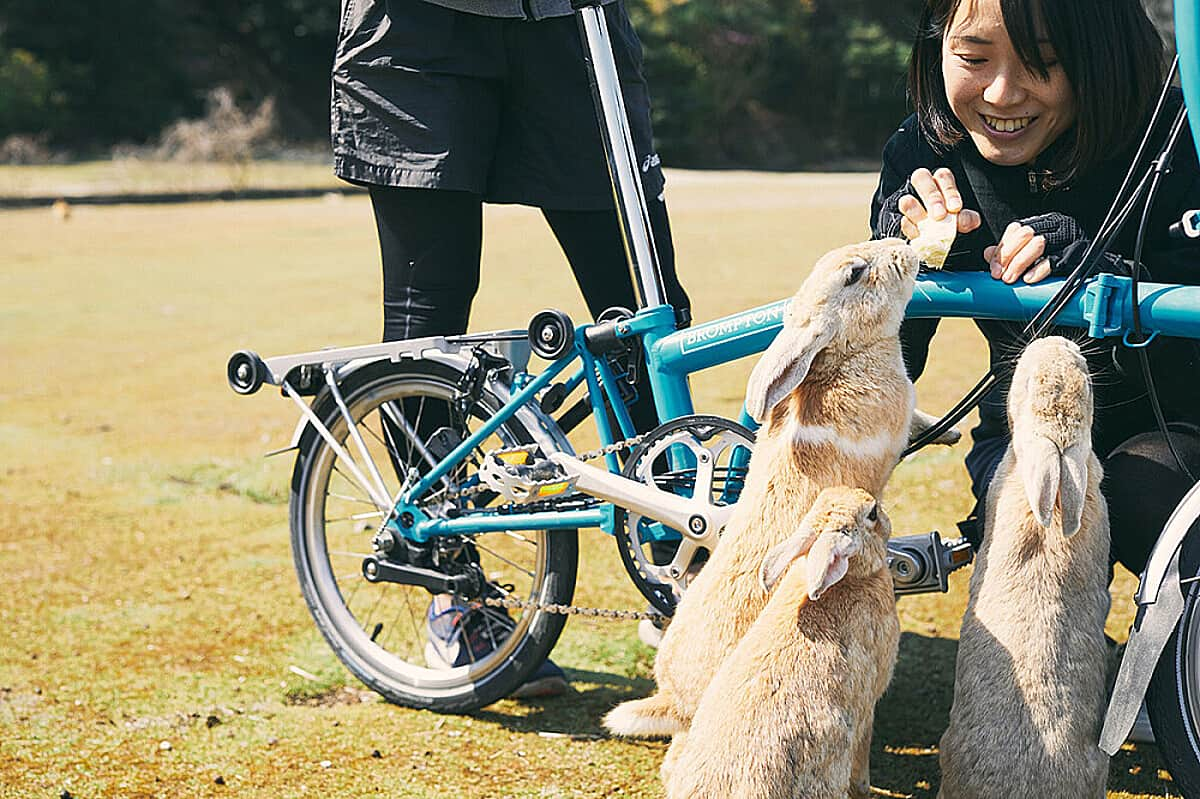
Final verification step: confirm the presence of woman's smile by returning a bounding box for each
[980,114,1035,135]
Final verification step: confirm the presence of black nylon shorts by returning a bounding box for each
[331,1,664,210]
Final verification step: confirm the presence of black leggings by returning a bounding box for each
[963,425,1200,576]
[369,186,690,339]
[368,185,690,436]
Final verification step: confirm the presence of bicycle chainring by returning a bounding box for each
[614,415,755,616]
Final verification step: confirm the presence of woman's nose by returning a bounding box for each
[982,68,1027,107]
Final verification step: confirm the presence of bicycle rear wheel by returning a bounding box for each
[289,359,578,713]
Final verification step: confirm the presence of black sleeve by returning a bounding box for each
[871,117,941,380]
[870,119,922,240]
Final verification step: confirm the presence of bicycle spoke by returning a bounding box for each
[328,491,379,507]
[473,540,536,579]
[502,530,539,548]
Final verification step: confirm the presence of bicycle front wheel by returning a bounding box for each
[289,359,578,713]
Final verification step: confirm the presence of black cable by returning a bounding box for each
[1127,105,1197,481]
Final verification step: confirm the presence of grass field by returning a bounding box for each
[0,170,1181,797]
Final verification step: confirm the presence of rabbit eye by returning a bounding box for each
[845,262,869,286]
[867,503,879,523]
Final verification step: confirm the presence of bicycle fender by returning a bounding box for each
[1100,547,1185,755]
[1099,480,1200,754]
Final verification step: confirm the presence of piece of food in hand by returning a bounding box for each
[910,213,958,269]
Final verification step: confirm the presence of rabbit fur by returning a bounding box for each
[605,238,953,738]
[663,487,900,799]
[938,336,1111,799]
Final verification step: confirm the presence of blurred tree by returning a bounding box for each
[0,46,57,135]
[0,1,194,146]
[0,0,336,149]
[629,0,921,168]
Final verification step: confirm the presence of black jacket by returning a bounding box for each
[870,94,1200,495]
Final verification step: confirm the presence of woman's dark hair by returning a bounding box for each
[908,0,1166,183]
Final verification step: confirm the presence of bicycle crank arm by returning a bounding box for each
[887,532,974,597]
[547,452,734,538]
[361,555,481,596]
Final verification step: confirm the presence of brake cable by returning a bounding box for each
[1127,104,1197,480]
[902,57,1182,458]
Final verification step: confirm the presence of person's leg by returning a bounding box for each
[369,185,483,342]
[1104,424,1200,576]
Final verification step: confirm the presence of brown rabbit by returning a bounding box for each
[938,336,1110,799]
[605,238,954,738]
[663,487,900,799]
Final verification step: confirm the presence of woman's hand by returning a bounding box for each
[897,167,982,240]
[984,222,1053,284]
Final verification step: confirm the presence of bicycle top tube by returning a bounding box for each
[647,272,1200,379]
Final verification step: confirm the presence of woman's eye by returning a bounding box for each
[956,54,986,66]
[846,264,869,286]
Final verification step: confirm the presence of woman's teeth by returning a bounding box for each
[983,115,1033,133]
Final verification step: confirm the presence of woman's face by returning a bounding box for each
[941,0,1076,166]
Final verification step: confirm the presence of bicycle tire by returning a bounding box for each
[289,359,578,713]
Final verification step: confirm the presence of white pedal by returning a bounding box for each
[478,446,577,504]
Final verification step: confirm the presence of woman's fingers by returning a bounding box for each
[1022,258,1053,284]
[958,209,982,233]
[909,168,947,220]
[933,168,962,214]
[898,193,926,222]
[998,232,1047,284]
[997,223,1035,261]
[900,217,921,240]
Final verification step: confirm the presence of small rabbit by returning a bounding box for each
[938,336,1111,799]
[663,487,901,799]
[605,238,955,738]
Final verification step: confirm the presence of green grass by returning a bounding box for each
[0,169,1180,797]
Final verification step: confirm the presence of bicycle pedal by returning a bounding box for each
[888,531,974,597]
[480,446,577,504]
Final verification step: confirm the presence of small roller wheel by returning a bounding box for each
[227,350,267,395]
[528,309,574,360]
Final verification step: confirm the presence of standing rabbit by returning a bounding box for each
[605,238,955,738]
[938,336,1110,799]
[664,487,900,799]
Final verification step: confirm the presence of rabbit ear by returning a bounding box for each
[1017,435,1061,529]
[805,532,859,601]
[745,320,834,423]
[759,523,820,593]
[1058,441,1090,537]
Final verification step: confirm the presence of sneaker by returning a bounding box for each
[423,596,569,698]
[637,612,670,649]
[1129,701,1156,744]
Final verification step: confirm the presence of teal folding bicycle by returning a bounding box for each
[228,0,1200,791]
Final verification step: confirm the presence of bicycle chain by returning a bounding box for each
[480,593,664,622]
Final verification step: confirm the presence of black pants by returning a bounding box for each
[962,425,1200,576]
[368,184,691,435]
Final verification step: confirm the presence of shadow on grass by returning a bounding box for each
[870,632,1177,798]
[473,667,658,743]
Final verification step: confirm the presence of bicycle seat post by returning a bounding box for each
[573,0,668,312]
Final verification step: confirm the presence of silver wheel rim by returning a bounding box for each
[299,372,550,696]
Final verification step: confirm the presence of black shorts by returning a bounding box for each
[331,1,664,210]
